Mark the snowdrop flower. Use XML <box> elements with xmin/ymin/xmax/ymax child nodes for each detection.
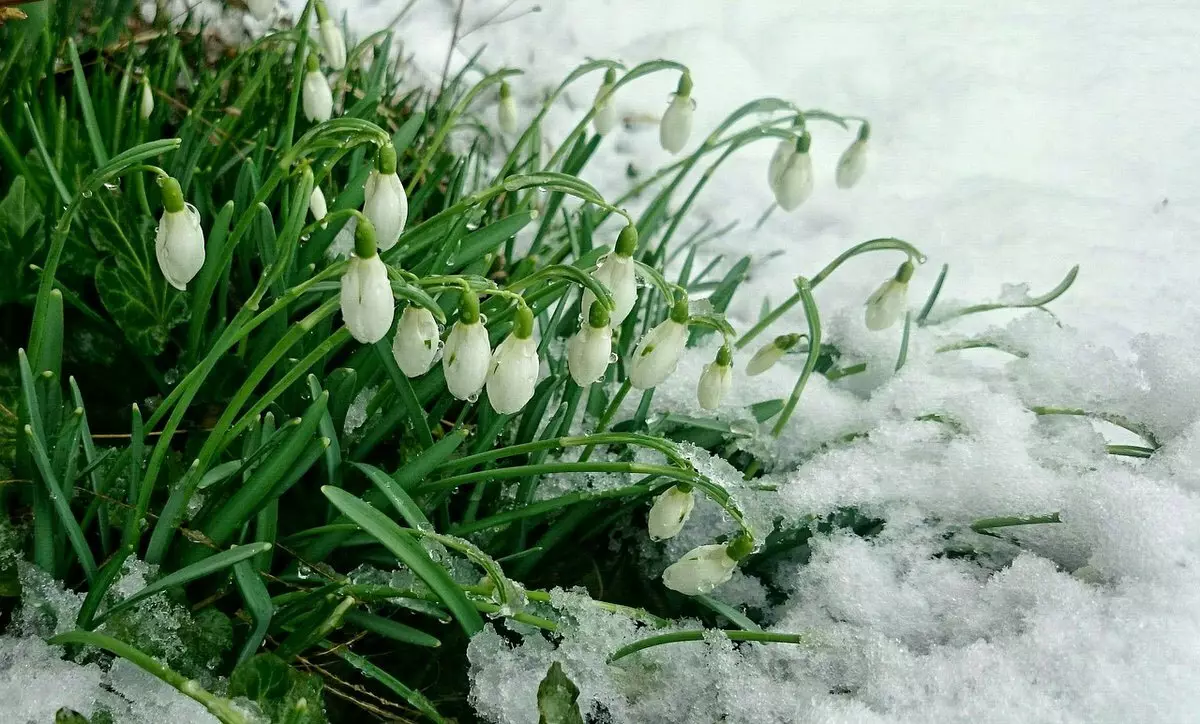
<box><xmin>864</xmin><ymin>260</ymin><xmax>914</xmax><ymax>331</ymax></box>
<box><xmin>486</xmin><ymin>304</ymin><xmax>539</xmax><ymax>414</ymax></box>
<box><xmin>392</xmin><ymin>305</ymin><xmax>440</xmax><ymax>377</ymax></box>
<box><xmin>339</xmin><ymin>217</ymin><xmax>394</xmax><ymax>344</ymax></box>
<box><xmin>247</xmin><ymin>0</ymin><xmax>273</xmax><ymax>21</ymax></box>
<box><xmin>497</xmin><ymin>81</ymin><xmax>518</xmax><ymax>134</ymax></box>
<box><xmin>309</xmin><ymin>186</ymin><xmax>327</xmax><ymax>221</ymax></box>
<box><xmin>836</xmin><ymin>122</ymin><xmax>870</xmax><ymax>189</ymax></box>
<box><xmin>316</xmin><ymin>1</ymin><xmax>346</xmax><ymax>70</ymax></box>
<box><xmin>363</xmin><ymin>143</ymin><xmax>408</xmax><ymax>251</ymax></box>
<box><xmin>629</xmin><ymin>296</ymin><xmax>690</xmax><ymax>390</ymax></box>
<box><xmin>697</xmin><ymin>345</ymin><xmax>733</xmax><ymax>410</ymax></box>
<box><xmin>766</xmin><ymin>138</ymin><xmax>791</xmax><ymax>194</ymax></box>
<box><xmin>662</xmin><ymin>535</ymin><xmax>753</xmax><ymax>596</ymax></box>
<box><xmin>302</xmin><ymin>53</ymin><xmax>333</xmax><ymax>122</ymax></box>
<box><xmin>592</xmin><ymin>68</ymin><xmax>618</xmax><ymax>136</ymax></box>
<box><xmin>154</xmin><ymin>176</ymin><xmax>205</xmax><ymax>291</ymax></box>
<box><xmin>659</xmin><ymin>72</ymin><xmax>694</xmax><ymax>154</ymax></box>
<box><xmin>567</xmin><ymin>301</ymin><xmax>613</xmax><ymax>386</ymax></box>
<box><xmin>647</xmin><ymin>485</ymin><xmax>695</xmax><ymax>541</ymax></box>
<box><xmin>139</xmin><ymin>77</ymin><xmax>154</xmax><ymax>120</ymax></box>
<box><xmin>772</xmin><ymin>132</ymin><xmax>813</xmax><ymax>211</ymax></box>
<box><xmin>443</xmin><ymin>294</ymin><xmax>491</xmax><ymax>400</ymax></box>
<box><xmin>580</xmin><ymin>224</ymin><xmax>638</xmax><ymax>328</ymax></box>
<box><xmin>745</xmin><ymin>333</ymin><xmax>802</xmax><ymax>376</ymax></box>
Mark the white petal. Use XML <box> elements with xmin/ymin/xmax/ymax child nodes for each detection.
<box><xmin>767</xmin><ymin>139</ymin><xmax>791</xmax><ymax>192</ymax></box>
<box><xmin>593</xmin><ymin>84</ymin><xmax>618</xmax><ymax>135</ymax></box>
<box><xmin>363</xmin><ymin>171</ymin><xmax>408</xmax><ymax>251</ymax></box>
<box><xmin>319</xmin><ymin>20</ymin><xmax>346</xmax><ymax>70</ymax></box>
<box><xmin>661</xmin><ymin>544</ymin><xmax>737</xmax><ymax>596</ymax></box>
<box><xmin>774</xmin><ymin>152</ymin><xmax>814</xmax><ymax>211</ymax></box>
<box><xmin>697</xmin><ymin>362</ymin><xmax>732</xmax><ymax>410</ymax></box>
<box><xmin>155</xmin><ymin>206</ymin><xmax>206</xmax><ymax>291</ymax></box>
<box><xmin>302</xmin><ymin>71</ymin><xmax>333</xmax><ymax>122</ymax></box>
<box><xmin>566</xmin><ymin>324</ymin><xmax>612</xmax><ymax>386</ymax></box>
<box><xmin>836</xmin><ymin>139</ymin><xmax>868</xmax><ymax>189</ymax></box>
<box><xmin>647</xmin><ymin>487</ymin><xmax>695</xmax><ymax>541</ymax></box>
<box><xmin>443</xmin><ymin>321</ymin><xmax>491</xmax><ymax>400</ymax></box>
<box><xmin>140</xmin><ymin>82</ymin><xmax>154</xmax><ymax>120</ymax></box>
<box><xmin>498</xmin><ymin>96</ymin><xmax>519</xmax><ymax>134</ymax></box>
<box><xmin>864</xmin><ymin>280</ymin><xmax>908</xmax><ymax>331</ymax></box>
<box><xmin>486</xmin><ymin>335</ymin><xmax>539</xmax><ymax>414</ymax></box>
<box><xmin>580</xmin><ymin>254</ymin><xmax>637</xmax><ymax>328</ymax></box>
<box><xmin>629</xmin><ymin>320</ymin><xmax>689</xmax><ymax>390</ymax></box>
<box><xmin>340</xmin><ymin>255</ymin><xmax>394</xmax><ymax>343</ymax></box>
<box><xmin>309</xmin><ymin>186</ymin><xmax>327</xmax><ymax>220</ymax></box>
<box><xmin>392</xmin><ymin>306</ymin><xmax>441</xmax><ymax>377</ymax></box>
<box><xmin>745</xmin><ymin>343</ymin><xmax>785</xmax><ymax>376</ymax></box>
<box><xmin>659</xmin><ymin>95</ymin><xmax>693</xmax><ymax>154</ymax></box>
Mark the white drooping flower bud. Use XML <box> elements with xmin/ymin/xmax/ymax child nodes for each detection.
<box><xmin>567</xmin><ymin>301</ymin><xmax>613</xmax><ymax>386</ymax></box>
<box><xmin>836</xmin><ymin>123</ymin><xmax>870</xmax><ymax>189</ymax></box>
<box><xmin>659</xmin><ymin>72</ymin><xmax>694</xmax><ymax>154</ymax></box>
<box><xmin>697</xmin><ymin>346</ymin><xmax>733</xmax><ymax>410</ymax></box>
<box><xmin>139</xmin><ymin>77</ymin><xmax>154</xmax><ymax>120</ymax></box>
<box><xmin>154</xmin><ymin>177</ymin><xmax>205</xmax><ymax>291</ymax></box>
<box><xmin>773</xmin><ymin>133</ymin><xmax>813</xmax><ymax>211</ymax></box>
<box><xmin>443</xmin><ymin>295</ymin><xmax>491</xmax><ymax>400</ymax></box>
<box><xmin>662</xmin><ymin>534</ymin><xmax>753</xmax><ymax>596</ymax></box>
<box><xmin>647</xmin><ymin>485</ymin><xmax>695</xmax><ymax>541</ymax></box>
<box><xmin>766</xmin><ymin>138</ymin><xmax>791</xmax><ymax>193</ymax></box>
<box><xmin>745</xmin><ymin>333</ymin><xmax>802</xmax><ymax>376</ymax></box>
<box><xmin>339</xmin><ymin>220</ymin><xmax>394</xmax><ymax>344</ymax></box>
<box><xmin>362</xmin><ymin>143</ymin><xmax>408</xmax><ymax>251</ymax></box>
<box><xmin>302</xmin><ymin>54</ymin><xmax>334</xmax><ymax>122</ymax></box>
<box><xmin>486</xmin><ymin>305</ymin><xmax>539</xmax><ymax>414</ymax></box>
<box><xmin>318</xmin><ymin>18</ymin><xmax>347</xmax><ymax>71</ymax></box>
<box><xmin>629</xmin><ymin>297</ymin><xmax>690</xmax><ymax>390</ymax></box>
<box><xmin>246</xmin><ymin>0</ymin><xmax>273</xmax><ymax>21</ymax></box>
<box><xmin>864</xmin><ymin>260</ymin><xmax>914</xmax><ymax>331</ymax></box>
<box><xmin>592</xmin><ymin>69</ymin><xmax>618</xmax><ymax>136</ymax></box>
<box><xmin>579</xmin><ymin>224</ymin><xmax>638</xmax><ymax>328</ymax></box>
<box><xmin>497</xmin><ymin>82</ymin><xmax>518</xmax><ymax>134</ymax></box>
<box><xmin>309</xmin><ymin>186</ymin><xmax>327</xmax><ymax>221</ymax></box>
<box><xmin>392</xmin><ymin>305</ymin><xmax>441</xmax><ymax>378</ymax></box>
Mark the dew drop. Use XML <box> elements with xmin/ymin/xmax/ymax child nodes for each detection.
<box><xmin>608</xmin><ymin>352</ymin><xmax>618</xmax><ymax>363</ymax></box>
<box><xmin>467</xmin><ymin>391</ymin><xmax>481</xmax><ymax>403</ymax></box>
<box><xmin>479</xmin><ymin>314</ymin><xmax>488</xmax><ymax>324</ymax></box>
<box><xmin>81</xmin><ymin>190</ymin><xmax>94</xmax><ymax>199</ymax></box>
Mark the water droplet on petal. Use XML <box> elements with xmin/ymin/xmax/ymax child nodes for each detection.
<box><xmin>608</xmin><ymin>352</ymin><xmax>618</xmax><ymax>363</ymax></box>
<box><xmin>467</xmin><ymin>391</ymin><xmax>481</xmax><ymax>403</ymax></box>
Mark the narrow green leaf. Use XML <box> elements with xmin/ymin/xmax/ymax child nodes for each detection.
<box><xmin>23</xmin><ymin>425</ymin><xmax>98</xmax><ymax>582</ymax></box>
<box><xmin>343</xmin><ymin>609</ymin><xmax>440</xmax><ymax>648</ymax></box>
<box><xmin>334</xmin><ymin>646</ymin><xmax>449</xmax><ymax>724</ymax></box>
<box><xmin>233</xmin><ymin>561</ymin><xmax>274</xmax><ymax>665</ymax></box>
<box><xmin>67</xmin><ymin>38</ymin><xmax>109</xmax><ymax>165</ymax></box>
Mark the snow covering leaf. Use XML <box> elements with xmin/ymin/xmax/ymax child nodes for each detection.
<box><xmin>536</xmin><ymin>661</ymin><xmax>584</xmax><ymax>724</ymax></box>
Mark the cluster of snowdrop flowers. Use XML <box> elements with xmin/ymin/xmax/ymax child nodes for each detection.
<box><xmin>765</xmin><ymin>119</ymin><xmax>870</xmax><ymax>212</ymax></box>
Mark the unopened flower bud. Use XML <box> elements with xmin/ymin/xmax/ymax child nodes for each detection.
<box><xmin>154</xmin><ymin>176</ymin><xmax>205</xmax><ymax>290</ymax></box>
<box><xmin>864</xmin><ymin>260</ymin><xmax>913</xmax><ymax>331</ymax></box>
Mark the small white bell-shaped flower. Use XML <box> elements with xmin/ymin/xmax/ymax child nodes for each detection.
<box><xmin>579</xmin><ymin>224</ymin><xmax>638</xmax><ymax>328</ymax></box>
<box><xmin>592</xmin><ymin>68</ymin><xmax>619</xmax><ymax>136</ymax></box>
<box><xmin>154</xmin><ymin>176</ymin><xmax>205</xmax><ymax>291</ymax></box>
<box><xmin>697</xmin><ymin>345</ymin><xmax>733</xmax><ymax>410</ymax></box>
<box><xmin>836</xmin><ymin>122</ymin><xmax>870</xmax><ymax>189</ymax></box>
<box><xmin>140</xmin><ymin>77</ymin><xmax>154</xmax><ymax>120</ymax></box>
<box><xmin>362</xmin><ymin>143</ymin><xmax>408</xmax><ymax>251</ymax></box>
<box><xmin>392</xmin><ymin>305</ymin><xmax>441</xmax><ymax>377</ymax></box>
<box><xmin>773</xmin><ymin>132</ymin><xmax>814</xmax><ymax>211</ymax></box>
<box><xmin>316</xmin><ymin>1</ymin><xmax>346</xmax><ymax>70</ymax></box>
<box><xmin>339</xmin><ymin>217</ymin><xmax>394</xmax><ymax>344</ymax></box>
<box><xmin>309</xmin><ymin>186</ymin><xmax>327</xmax><ymax>221</ymax></box>
<box><xmin>662</xmin><ymin>534</ymin><xmax>753</xmax><ymax>596</ymax></box>
<box><xmin>629</xmin><ymin>296</ymin><xmax>690</xmax><ymax>390</ymax></box>
<box><xmin>865</xmin><ymin>260</ymin><xmax>914</xmax><ymax>331</ymax></box>
<box><xmin>443</xmin><ymin>294</ymin><xmax>491</xmax><ymax>400</ymax></box>
<box><xmin>302</xmin><ymin>53</ymin><xmax>333</xmax><ymax>122</ymax></box>
<box><xmin>247</xmin><ymin>0</ymin><xmax>274</xmax><ymax>21</ymax></box>
<box><xmin>497</xmin><ymin>81</ymin><xmax>518</xmax><ymax>135</ymax></box>
<box><xmin>745</xmin><ymin>333</ymin><xmax>802</xmax><ymax>376</ymax></box>
<box><xmin>647</xmin><ymin>485</ymin><xmax>695</xmax><ymax>541</ymax></box>
<box><xmin>659</xmin><ymin>72</ymin><xmax>694</xmax><ymax>154</ymax></box>
<box><xmin>486</xmin><ymin>304</ymin><xmax>539</xmax><ymax>414</ymax></box>
<box><xmin>567</xmin><ymin>301</ymin><xmax>613</xmax><ymax>386</ymax></box>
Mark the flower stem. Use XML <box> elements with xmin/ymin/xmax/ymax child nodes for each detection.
<box><xmin>771</xmin><ymin>278</ymin><xmax>821</xmax><ymax>438</ymax></box>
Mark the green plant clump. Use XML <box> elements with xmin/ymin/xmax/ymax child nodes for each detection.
<box><xmin>0</xmin><ymin>1</ymin><xmax>1085</xmax><ymax>721</ymax></box>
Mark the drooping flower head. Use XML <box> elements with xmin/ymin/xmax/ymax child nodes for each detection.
<box><xmin>697</xmin><ymin>344</ymin><xmax>733</xmax><ymax>410</ymax></box>
<box><xmin>316</xmin><ymin>0</ymin><xmax>346</xmax><ymax>70</ymax></box>
<box><xmin>772</xmin><ymin>132</ymin><xmax>814</xmax><ymax>211</ymax></box>
<box><xmin>154</xmin><ymin>176</ymin><xmax>205</xmax><ymax>290</ymax></box>
<box><xmin>629</xmin><ymin>295</ymin><xmax>690</xmax><ymax>390</ymax></box>
<box><xmin>647</xmin><ymin>485</ymin><xmax>695</xmax><ymax>541</ymax></box>
<box><xmin>593</xmin><ymin>67</ymin><xmax>619</xmax><ymax>136</ymax></box>
<box><xmin>362</xmin><ymin>142</ymin><xmax>408</xmax><ymax>252</ymax></box>
<box><xmin>659</xmin><ymin>71</ymin><xmax>694</xmax><ymax>154</ymax></box>
<box><xmin>302</xmin><ymin>52</ymin><xmax>333</xmax><ymax>122</ymax></box>
<box><xmin>836</xmin><ymin>121</ymin><xmax>870</xmax><ymax>189</ymax></box>
<box><xmin>444</xmin><ymin>292</ymin><xmax>491</xmax><ymax>401</ymax></box>
<box><xmin>580</xmin><ymin>223</ymin><xmax>638</xmax><ymax>329</ymax></box>
<box><xmin>486</xmin><ymin>303</ymin><xmax>539</xmax><ymax>414</ymax></box>
<box><xmin>865</xmin><ymin>260</ymin><xmax>914</xmax><ymax>331</ymax></box>
<box><xmin>567</xmin><ymin>300</ymin><xmax>613</xmax><ymax>386</ymax></box>
<box><xmin>497</xmin><ymin>81</ymin><xmax>518</xmax><ymax>134</ymax></box>
<box><xmin>392</xmin><ymin>305</ymin><xmax>441</xmax><ymax>378</ymax></box>
<box><xmin>662</xmin><ymin>533</ymin><xmax>755</xmax><ymax>596</ymax></box>
<box><xmin>339</xmin><ymin>216</ymin><xmax>394</xmax><ymax>344</ymax></box>
<box><xmin>746</xmin><ymin>333</ymin><xmax>803</xmax><ymax>376</ymax></box>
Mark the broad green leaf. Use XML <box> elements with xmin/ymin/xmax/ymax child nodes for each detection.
<box><xmin>95</xmin><ymin>257</ymin><xmax>189</xmax><ymax>356</ymax></box>
<box><xmin>0</xmin><ymin>176</ymin><xmax>44</xmax><ymax>302</ymax></box>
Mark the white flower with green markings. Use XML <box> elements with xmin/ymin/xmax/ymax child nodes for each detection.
<box><xmin>339</xmin><ymin>218</ymin><xmax>394</xmax><ymax>344</ymax></box>
<box><xmin>302</xmin><ymin>53</ymin><xmax>333</xmax><ymax>122</ymax></box>
<box><xmin>592</xmin><ymin>68</ymin><xmax>619</xmax><ymax>135</ymax></box>
<box><xmin>865</xmin><ymin>260</ymin><xmax>914</xmax><ymax>331</ymax></box>
<box><xmin>154</xmin><ymin>176</ymin><xmax>205</xmax><ymax>291</ymax></box>
<box><xmin>579</xmin><ymin>224</ymin><xmax>639</xmax><ymax>328</ymax></box>
<box><xmin>659</xmin><ymin>72</ymin><xmax>694</xmax><ymax>154</ymax></box>
<box><xmin>568</xmin><ymin>301</ymin><xmax>613</xmax><ymax>386</ymax></box>
<box><xmin>629</xmin><ymin>297</ymin><xmax>690</xmax><ymax>390</ymax></box>
<box><xmin>316</xmin><ymin>1</ymin><xmax>346</xmax><ymax>71</ymax></box>
<box><xmin>647</xmin><ymin>485</ymin><xmax>695</xmax><ymax>541</ymax></box>
<box><xmin>836</xmin><ymin>123</ymin><xmax>870</xmax><ymax>189</ymax></box>
<box><xmin>443</xmin><ymin>294</ymin><xmax>491</xmax><ymax>400</ymax></box>
<box><xmin>309</xmin><ymin>186</ymin><xmax>327</xmax><ymax>221</ymax></box>
<box><xmin>392</xmin><ymin>306</ymin><xmax>441</xmax><ymax>378</ymax></box>
<box><xmin>486</xmin><ymin>304</ymin><xmax>539</xmax><ymax>414</ymax></box>
<box><xmin>772</xmin><ymin>132</ymin><xmax>814</xmax><ymax>211</ymax></box>
<box><xmin>497</xmin><ymin>81</ymin><xmax>518</xmax><ymax>134</ymax></box>
<box><xmin>363</xmin><ymin>143</ymin><xmax>408</xmax><ymax>251</ymax></box>
<box><xmin>662</xmin><ymin>535</ymin><xmax>753</xmax><ymax>596</ymax></box>
<box><xmin>746</xmin><ymin>333</ymin><xmax>802</xmax><ymax>376</ymax></box>
<box><xmin>697</xmin><ymin>345</ymin><xmax>733</xmax><ymax>410</ymax></box>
